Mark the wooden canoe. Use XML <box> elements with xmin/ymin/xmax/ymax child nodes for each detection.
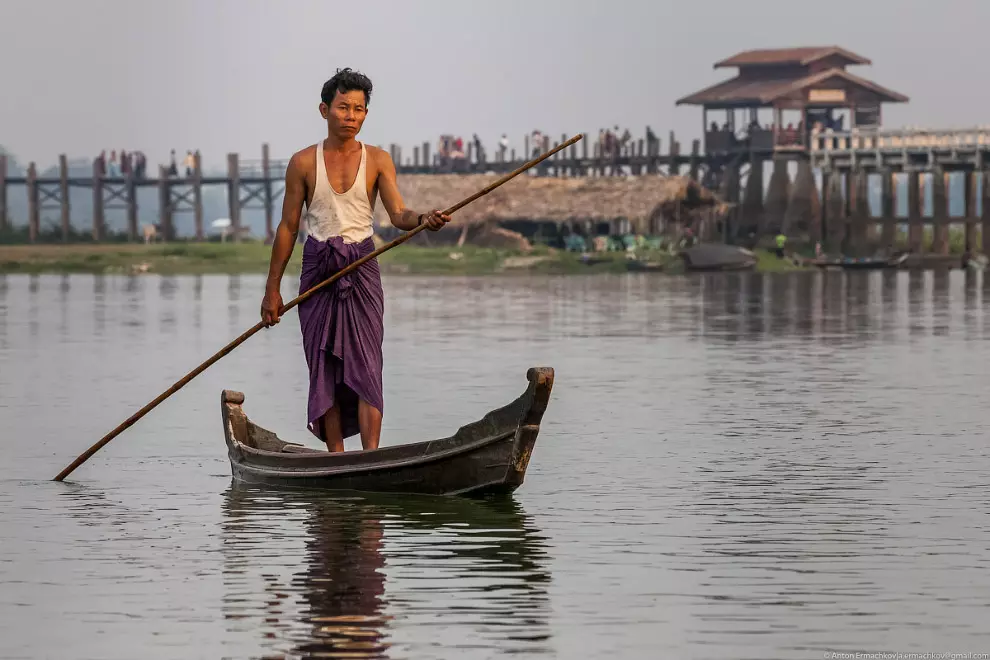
<box><xmin>809</xmin><ymin>252</ymin><xmax>909</xmax><ymax>270</ymax></box>
<box><xmin>220</xmin><ymin>367</ymin><xmax>554</xmax><ymax>496</ymax></box>
<box><xmin>680</xmin><ymin>243</ymin><xmax>757</xmax><ymax>271</ymax></box>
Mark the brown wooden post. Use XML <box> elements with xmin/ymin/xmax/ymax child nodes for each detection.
<box><xmin>784</xmin><ymin>160</ymin><xmax>820</xmax><ymax>240</ymax></box>
<box><xmin>823</xmin><ymin>169</ymin><xmax>845</xmax><ymax>253</ymax></box>
<box><xmin>982</xmin><ymin>170</ymin><xmax>990</xmax><ymax>255</ymax></box>
<box><xmin>193</xmin><ymin>150</ymin><xmax>204</xmax><ymax>241</ymax></box>
<box><xmin>59</xmin><ymin>154</ymin><xmax>70</xmax><ymax>242</ymax></box>
<box><xmin>853</xmin><ymin>168</ymin><xmax>872</xmax><ymax>256</ymax></box>
<box><xmin>650</xmin><ymin>138</ymin><xmax>662</xmax><ymax>175</ymax></box>
<box><xmin>741</xmin><ymin>160</ymin><xmax>765</xmax><ymax>236</ymax></box>
<box><xmin>689</xmin><ymin>139</ymin><xmax>701</xmax><ymax>181</ymax></box>
<box><xmin>964</xmin><ymin>170</ymin><xmax>977</xmax><ymax>253</ymax></box>
<box><xmin>764</xmin><ymin>158</ymin><xmax>790</xmax><ymax>234</ymax></box>
<box><xmin>260</xmin><ymin>144</ymin><xmax>272</xmax><ymax>242</ymax></box>
<box><xmin>227</xmin><ymin>153</ymin><xmax>241</xmax><ymax>243</ymax></box>
<box><xmin>931</xmin><ymin>167</ymin><xmax>948</xmax><ymax>255</ymax></box>
<box><xmin>0</xmin><ymin>154</ymin><xmax>7</xmax><ymax>232</ymax></box>
<box><xmin>92</xmin><ymin>160</ymin><xmax>104</xmax><ymax>241</ymax></box>
<box><xmin>908</xmin><ymin>171</ymin><xmax>922</xmax><ymax>252</ymax></box>
<box><xmin>126</xmin><ymin>172</ymin><xmax>138</xmax><ymax>242</ymax></box>
<box><xmin>27</xmin><ymin>162</ymin><xmax>39</xmax><ymax>242</ymax></box>
<box><xmin>158</xmin><ymin>165</ymin><xmax>172</xmax><ymax>242</ymax></box>
<box><xmin>668</xmin><ymin>132</ymin><xmax>680</xmax><ymax>176</ymax></box>
<box><xmin>720</xmin><ymin>163</ymin><xmax>741</xmax><ymax>240</ymax></box>
<box><xmin>880</xmin><ymin>169</ymin><xmax>896</xmax><ymax>248</ymax></box>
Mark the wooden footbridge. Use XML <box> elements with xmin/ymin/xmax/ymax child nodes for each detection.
<box><xmin>3</xmin><ymin>45</ymin><xmax>990</xmax><ymax>261</ymax></box>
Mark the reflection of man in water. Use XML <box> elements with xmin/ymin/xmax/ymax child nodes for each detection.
<box><xmin>295</xmin><ymin>507</ymin><xmax>388</xmax><ymax>657</ymax></box>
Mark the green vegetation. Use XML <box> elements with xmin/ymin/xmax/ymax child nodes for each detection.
<box><xmin>753</xmin><ymin>249</ymin><xmax>812</xmax><ymax>273</ymax></box>
<box><xmin>5</xmin><ymin>240</ymin><xmax>936</xmax><ymax>277</ymax></box>
<box><xmin>0</xmin><ymin>242</ymin><xmax>292</xmax><ymax>275</ymax></box>
<box><xmin>0</xmin><ymin>241</ymin><xmax>687</xmax><ymax>275</ymax></box>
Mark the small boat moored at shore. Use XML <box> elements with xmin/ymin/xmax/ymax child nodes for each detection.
<box><xmin>220</xmin><ymin>367</ymin><xmax>554</xmax><ymax>496</ymax></box>
<box><xmin>680</xmin><ymin>243</ymin><xmax>757</xmax><ymax>271</ymax></box>
<box><xmin>808</xmin><ymin>252</ymin><xmax>909</xmax><ymax>270</ymax></box>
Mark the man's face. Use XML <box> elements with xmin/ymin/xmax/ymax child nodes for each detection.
<box><xmin>321</xmin><ymin>89</ymin><xmax>368</xmax><ymax>137</ymax></box>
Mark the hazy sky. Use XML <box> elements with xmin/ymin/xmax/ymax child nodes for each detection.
<box><xmin>2</xmin><ymin>0</ymin><xmax>989</xmax><ymax>170</ymax></box>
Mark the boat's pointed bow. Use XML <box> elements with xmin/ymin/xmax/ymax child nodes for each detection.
<box><xmin>524</xmin><ymin>367</ymin><xmax>554</xmax><ymax>426</ymax></box>
<box><xmin>220</xmin><ymin>389</ymin><xmax>249</xmax><ymax>453</ymax></box>
<box><xmin>506</xmin><ymin>367</ymin><xmax>555</xmax><ymax>489</ymax></box>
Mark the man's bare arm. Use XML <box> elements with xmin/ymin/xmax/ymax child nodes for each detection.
<box><xmin>375</xmin><ymin>149</ymin><xmax>421</xmax><ymax>230</ymax></box>
<box><xmin>265</xmin><ymin>152</ymin><xmax>307</xmax><ymax>294</ymax></box>
<box><xmin>374</xmin><ymin>149</ymin><xmax>449</xmax><ymax>231</ymax></box>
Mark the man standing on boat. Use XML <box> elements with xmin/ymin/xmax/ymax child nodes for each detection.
<box><xmin>260</xmin><ymin>67</ymin><xmax>450</xmax><ymax>452</ymax></box>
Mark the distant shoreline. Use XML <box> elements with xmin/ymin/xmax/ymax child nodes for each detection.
<box><xmin>0</xmin><ymin>242</ymin><xmax>808</xmax><ymax>276</ymax></box>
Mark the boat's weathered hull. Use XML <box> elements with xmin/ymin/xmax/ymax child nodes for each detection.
<box><xmin>221</xmin><ymin>367</ymin><xmax>553</xmax><ymax>496</ymax></box>
<box><xmin>810</xmin><ymin>253</ymin><xmax>909</xmax><ymax>270</ymax></box>
<box><xmin>680</xmin><ymin>243</ymin><xmax>757</xmax><ymax>271</ymax></box>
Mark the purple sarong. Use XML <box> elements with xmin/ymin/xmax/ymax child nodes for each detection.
<box><xmin>298</xmin><ymin>235</ymin><xmax>384</xmax><ymax>441</ymax></box>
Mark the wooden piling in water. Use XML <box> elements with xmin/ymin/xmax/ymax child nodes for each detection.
<box><xmin>784</xmin><ymin>160</ymin><xmax>818</xmax><ymax>239</ymax></box>
<box><xmin>931</xmin><ymin>167</ymin><xmax>948</xmax><ymax>255</ymax></box>
<box><xmin>27</xmin><ymin>162</ymin><xmax>39</xmax><ymax>242</ymax></box>
<box><xmin>964</xmin><ymin>171</ymin><xmax>978</xmax><ymax>253</ymax></box>
<box><xmin>764</xmin><ymin>158</ymin><xmax>790</xmax><ymax>234</ymax></box>
<box><xmin>158</xmin><ymin>165</ymin><xmax>172</xmax><ymax>241</ymax></box>
<box><xmin>126</xmin><ymin>173</ymin><xmax>138</xmax><ymax>241</ymax></box>
<box><xmin>823</xmin><ymin>170</ymin><xmax>845</xmax><ymax>253</ymax></box>
<box><xmin>227</xmin><ymin>153</ymin><xmax>240</xmax><ymax>243</ymax></box>
<box><xmin>92</xmin><ymin>161</ymin><xmax>104</xmax><ymax>241</ymax></box>
<box><xmin>908</xmin><ymin>171</ymin><xmax>923</xmax><ymax>252</ymax></box>
<box><xmin>0</xmin><ymin>154</ymin><xmax>7</xmax><ymax>232</ymax></box>
<box><xmin>59</xmin><ymin>154</ymin><xmax>70</xmax><ymax>242</ymax></box>
<box><xmin>261</xmin><ymin>144</ymin><xmax>272</xmax><ymax>241</ymax></box>
<box><xmin>740</xmin><ymin>160</ymin><xmax>764</xmax><ymax>235</ymax></box>
<box><xmin>194</xmin><ymin>150</ymin><xmax>204</xmax><ymax>241</ymax></box>
<box><xmin>850</xmin><ymin>168</ymin><xmax>871</xmax><ymax>256</ymax></box>
<box><xmin>720</xmin><ymin>163</ymin><xmax>741</xmax><ymax>240</ymax></box>
<box><xmin>982</xmin><ymin>171</ymin><xmax>990</xmax><ymax>255</ymax></box>
<box><xmin>880</xmin><ymin>169</ymin><xmax>896</xmax><ymax>248</ymax></box>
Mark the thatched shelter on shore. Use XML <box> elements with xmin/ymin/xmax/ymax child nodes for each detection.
<box><xmin>372</xmin><ymin>173</ymin><xmax>729</xmax><ymax>246</ymax></box>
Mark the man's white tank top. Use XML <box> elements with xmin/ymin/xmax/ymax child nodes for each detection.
<box><xmin>303</xmin><ymin>140</ymin><xmax>375</xmax><ymax>243</ymax></box>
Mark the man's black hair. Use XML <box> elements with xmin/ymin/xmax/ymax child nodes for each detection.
<box><xmin>321</xmin><ymin>68</ymin><xmax>373</xmax><ymax>106</ymax></box>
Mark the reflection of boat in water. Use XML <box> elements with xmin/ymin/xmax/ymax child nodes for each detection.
<box><xmin>680</xmin><ymin>243</ymin><xmax>757</xmax><ymax>271</ymax></box>
<box><xmin>220</xmin><ymin>486</ymin><xmax>551</xmax><ymax>658</ymax></box>
<box><xmin>220</xmin><ymin>368</ymin><xmax>554</xmax><ymax>496</ymax></box>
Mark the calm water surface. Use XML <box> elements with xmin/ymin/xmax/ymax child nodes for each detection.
<box><xmin>1</xmin><ymin>271</ymin><xmax>989</xmax><ymax>659</ymax></box>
